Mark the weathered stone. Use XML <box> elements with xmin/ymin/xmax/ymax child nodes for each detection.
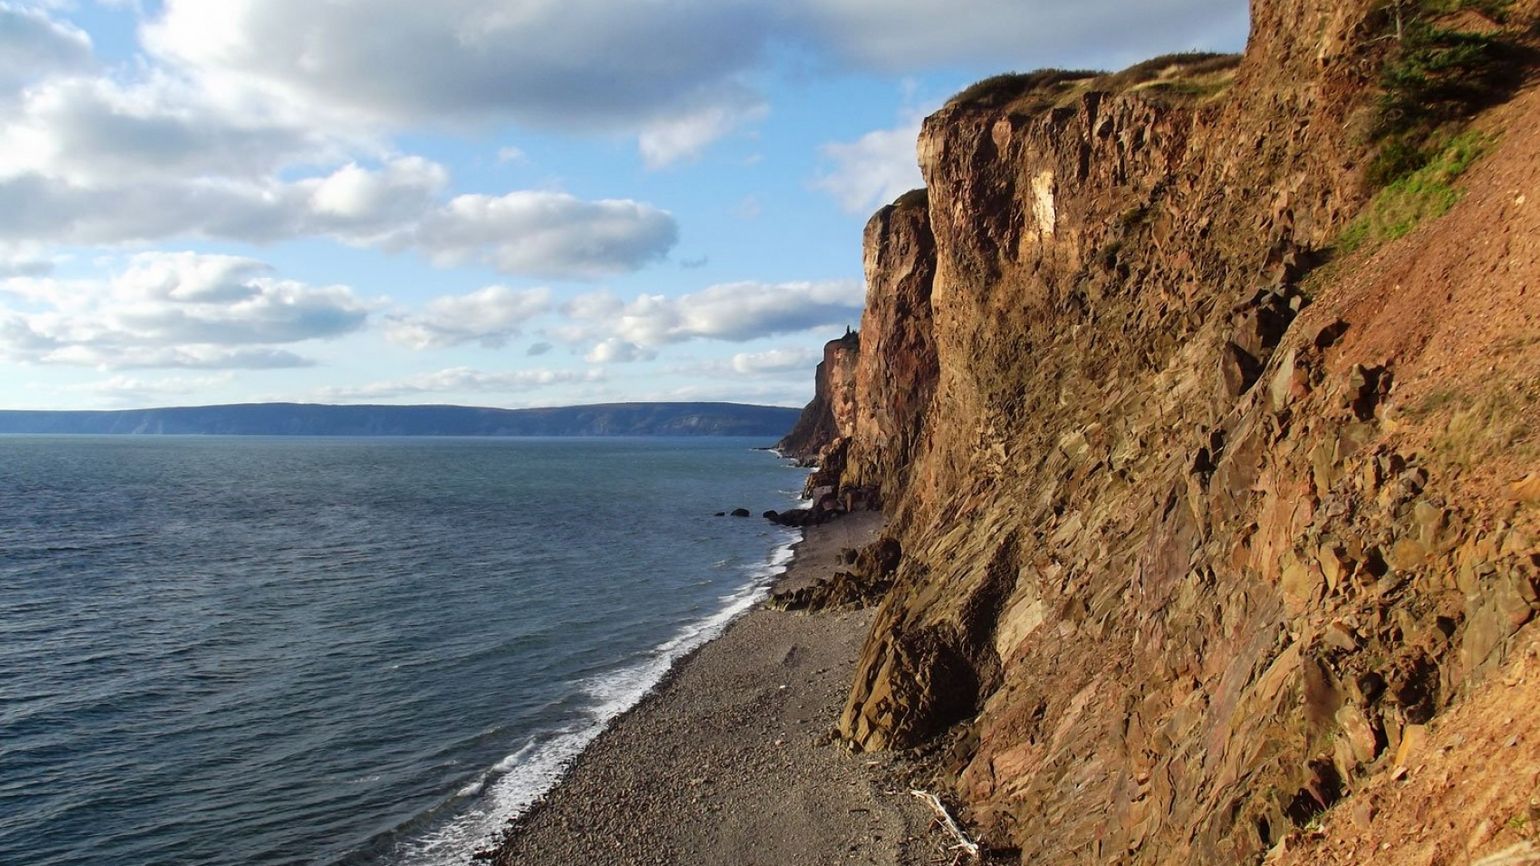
<box><xmin>1318</xmin><ymin>543</ymin><xmax>1351</xmax><ymax>591</ymax></box>
<box><xmin>1394</xmin><ymin>724</ymin><xmax>1428</xmax><ymax>769</ymax></box>
<box><xmin>765</xmin><ymin>14</ymin><xmax>1540</xmax><ymax>865</ymax></box>
<box><xmin>1510</xmin><ymin>473</ymin><xmax>1540</xmax><ymax>504</ymax></box>
<box><xmin>1386</xmin><ymin>537</ymin><xmax>1429</xmax><ymax>572</ymax></box>
<box><xmin>1323</xmin><ymin>620</ymin><xmax>1359</xmax><ymax>651</ymax></box>
<box><xmin>1335</xmin><ymin>703</ymin><xmax>1381</xmax><ymax>765</ymax></box>
<box><xmin>1221</xmin><ymin>342</ymin><xmax>1263</xmax><ymax>398</ymax></box>
<box><xmin>1281</xmin><ymin>557</ymin><xmax>1323</xmax><ymax>612</ymax></box>
<box><xmin>1269</xmin><ymin>348</ymin><xmax>1304</xmax><ymax>412</ymax></box>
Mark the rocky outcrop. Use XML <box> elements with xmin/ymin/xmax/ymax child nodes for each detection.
<box><xmin>840</xmin><ymin>190</ymin><xmax>939</xmax><ymax>511</ymax></box>
<box><xmin>781</xmin><ymin>0</ymin><xmax>1540</xmax><ymax>862</ymax></box>
<box><xmin>775</xmin><ymin>329</ymin><xmax>860</xmax><ymax>461</ymax></box>
<box><xmin>768</xmin><ymin>537</ymin><xmax>903</xmax><ymax>612</ymax></box>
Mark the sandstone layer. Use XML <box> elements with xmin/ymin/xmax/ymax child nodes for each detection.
<box><xmin>789</xmin><ymin>1</ymin><xmax>1540</xmax><ymax>862</ymax></box>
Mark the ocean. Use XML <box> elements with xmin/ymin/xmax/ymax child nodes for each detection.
<box><xmin>0</xmin><ymin>436</ymin><xmax>804</xmax><ymax>865</ymax></box>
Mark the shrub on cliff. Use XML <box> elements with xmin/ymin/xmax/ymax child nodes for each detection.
<box><xmin>1341</xmin><ymin>131</ymin><xmax>1490</xmax><ymax>250</ymax></box>
<box><xmin>1368</xmin><ymin>0</ymin><xmax>1528</xmax><ymax>186</ymax></box>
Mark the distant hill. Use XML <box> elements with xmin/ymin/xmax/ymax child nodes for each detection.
<box><xmin>0</xmin><ymin>402</ymin><xmax>801</xmax><ymax>438</ymax></box>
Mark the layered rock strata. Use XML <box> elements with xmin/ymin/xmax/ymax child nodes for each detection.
<box><xmin>788</xmin><ymin>1</ymin><xmax>1540</xmax><ymax>862</ymax></box>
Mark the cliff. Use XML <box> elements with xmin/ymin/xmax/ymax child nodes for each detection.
<box><xmin>776</xmin><ymin>328</ymin><xmax>861</xmax><ymax>461</ymax></box>
<box><xmin>790</xmin><ymin>0</ymin><xmax>1540</xmax><ymax>862</ymax></box>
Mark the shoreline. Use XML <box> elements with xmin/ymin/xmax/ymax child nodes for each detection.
<box><xmin>484</xmin><ymin>510</ymin><xmax>939</xmax><ymax>866</ymax></box>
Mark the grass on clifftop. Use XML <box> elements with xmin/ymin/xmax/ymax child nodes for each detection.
<box><xmin>1367</xmin><ymin>0</ymin><xmax>1528</xmax><ymax>186</ymax></box>
<box><xmin>1339</xmin><ymin>131</ymin><xmax>1491</xmax><ymax>251</ymax></box>
<box><xmin>949</xmin><ymin>69</ymin><xmax>1101</xmax><ymax>111</ymax></box>
<box><xmin>948</xmin><ymin>53</ymin><xmax>1241</xmax><ymax>116</ymax></box>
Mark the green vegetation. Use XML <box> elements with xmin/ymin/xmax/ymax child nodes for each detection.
<box><xmin>1368</xmin><ymin>0</ymin><xmax>1527</xmax><ymax>186</ymax></box>
<box><xmin>1339</xmin><ymin>131</ymin><xmax>1490</xmax><ymax>251</ymax></box>
<box><xmin>1101</xmin><ymin>52</ymin><xmax>1241</xmax><ymax>93</ymax></box>
<box><xmin>1410</xmin><ymin>376</ymin><xmax>1539</xmax><ymax>469</ymax></box>
<box><xmin>948</xmin><ymin>53</ymin><xmax>1241</xmax><ymax>115</ymax></box>
<box><xmin>949</xmin><ymin>69</ymin><xmax>1101</xmax><ymax>111</ymax></box>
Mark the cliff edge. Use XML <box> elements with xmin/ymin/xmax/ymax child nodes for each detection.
<box><xmin>789</xmin><ymin>0</ymin><xmax>1540</xmax><ymax>862</ymax></box>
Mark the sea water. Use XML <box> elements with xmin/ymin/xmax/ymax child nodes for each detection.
<box><xmin>0</xmin><ymin>436</ymin><xmax>804</xmax><ymax>865</ymax></box>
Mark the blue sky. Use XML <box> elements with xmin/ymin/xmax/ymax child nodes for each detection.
<box><xmin>0</xmin><ymin>0</ymin><xmax>1249</xmax><ymax>410</ymax></box>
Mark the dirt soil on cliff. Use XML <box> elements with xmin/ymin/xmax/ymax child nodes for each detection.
<box><xmin>1272</xmin><ymin>630</ymin><xmax>1540</xmax><ymax>866</ymax></box>
<box><xmin>491</xmin><ymin>512</ymin><xmax>952</xmax><ymax>866</ymax></box>
<box><xmin>1322</xmin><ymin>81</ymin><xmax>1540</xmax><ymax>510</ymax></box>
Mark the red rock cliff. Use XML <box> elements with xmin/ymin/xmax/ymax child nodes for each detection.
<box><xmin>796</xmin><ymin>0</ymin><xmax>1540</xmax><ymax>861</ymax></box>
<box><xmin>776</xmin><ymin>328</ymin><xmax>860</xmax><ymax>461</ymax></box>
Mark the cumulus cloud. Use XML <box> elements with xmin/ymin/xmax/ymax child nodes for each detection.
<box><xmin>585</xmin><ymin>338</ymin><xmax>656</xmax><ymax>365</ymax></box>
<box><xmin>638</xmin><ymin>100</ymin><xmax>768</xmax><ymax>169</ymax></box>
<box><xmin>143</xmin><ymin>0</ymin><xmax>777</xmax><ymax>160</ymax></box>
<box><xmin>567</xmin><ymin>280</ymin><xmax>863</xmax><ymax>352</ymax></box>
<box><xmin>385</xmin><ymin>285</ymin><xmax>552</xmax><ymax>350</ymax></box>
<box><xmin>0</xmin><ymin>251</ymin><xmax>370</xmax><ymax>369</ymax></box>
<box><xmin>814</xmin><ymin>111</ymin><xmax>924</xmax><ymax>214</ymax></box>
<box><xmin>59</xmin><ymin>373</ymin><xmax>236</xmax><ymax>404</ymax></box>
<box><xmin>0</xmin><ymin>159</ymin><xmax>676</xmax><ymax>276</ymax></box>
<box><xmin>729</xmin><ymin>347</ymin><xmax>820</xmax><ymax>375</ymax></box>
<box><xmin>403</xmin><ymin>192</ymin><xmax>677</xmax><ymax>279</ymax></box>
<box><xmin>794</xmin><ymin>0</ymin><xmax>1249</xmax><ymax>71</ymax></box>
<box><xmin>0</xmin><ymin>3</ymin><xmax>94</xmax><ymax>94</ymax></box>
<box><xmin>138</xmin><ymin>0</ymin><xmax>1246</xmax><ymax>155</ymax></box>
<box><xmin>628</xmin><ymin>380</ymin><xmax>811</xmax><ymax>407</ymax></box>
<box><xmin>0</xmin><ymin>73</ymin><xmax>338</xmax><ymax>185</ymax></box>
<box><xmin>313</xmin><ymin>366</ymin><xmax>604</xmax><ymax>401</ymax></box>
<box><xmin>0</xmin><ymin>29</ymin><xmax>678</xmax><ymax>277</ymax></box>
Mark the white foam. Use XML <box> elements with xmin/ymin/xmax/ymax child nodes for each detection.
<box><xmin>392</xmin><ymin>528</ymin><xmax>801</xmax><ymax>866</ymax></box>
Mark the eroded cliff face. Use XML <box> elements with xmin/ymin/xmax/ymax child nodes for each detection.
<box><xmin>800</xmin><ymin>0</ymin><xmax>1540</xmax><ymax>862</ymax></box>
<box><xmin>776</xmin><ymin>329</ymin><xmax>860</xmax><ymax>461</ymax></box>
<box><xmin>840</xmin><ymin>190</ymin><xmax>939</xmax><ymax>508</ymax></box>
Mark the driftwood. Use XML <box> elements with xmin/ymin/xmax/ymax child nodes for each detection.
<box><xmin>910</xmin><ymin>790</ymin><xmax>981</xmax><ymax>863</ymax></box>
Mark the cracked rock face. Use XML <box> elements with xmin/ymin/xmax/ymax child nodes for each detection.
<box><xmin>778</xmin><ymin>0</ymin><xmax>1540</xmax><ymax>862</ymax></box>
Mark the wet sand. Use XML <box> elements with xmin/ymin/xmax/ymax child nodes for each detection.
<box><xmin>488</xmin><ymin>511</ymin><xmax>939</xmax><ymax>866</ymax></box>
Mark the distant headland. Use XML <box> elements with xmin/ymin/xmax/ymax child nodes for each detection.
<box><xmin>0</xmin><ymin>402</ymin><xmax>800</xmax><ymax>438</ymax></box>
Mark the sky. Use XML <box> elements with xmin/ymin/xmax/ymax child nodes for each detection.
<box><xmin>0</xmin><ymin>0</ymin><xmax>1250</xmax><ymax>411</ymax></box>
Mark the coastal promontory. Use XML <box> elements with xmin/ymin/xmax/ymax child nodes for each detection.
<box><xmin>784</xmin><ymin>0</ymin><xmax>1540</xmax><ymax>861</ymax></box>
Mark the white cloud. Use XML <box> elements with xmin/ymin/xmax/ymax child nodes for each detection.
<box><xmin>0</xmin><ymin>158</ymin><xmax>676</xmax><ymax>276</ymax></box>
<box><xmin>793</xmin><ymin>0</ymin><xmax>1249</xmax><ymax>71</ymax></box>
<box><xmin>59</xmin><ymin>372</ymin><xmax>236</xmax><ymax>403</ymax></box>
<box><xmin>814</xmin><ymin>111</ymin><xmax>924</xmax><ymax>214</ymax></box>
<box><xmin>403</xmin><ymin>192</ymin><xmax>677</xmax><ymax>279</ymax></box>
<box><xmin>0</xmin><ymin>73</ymin><xmax>340</xmax><ymax>185</ymax></box>
<box><xmin>0</xmin><ymin>29</ymin><xmax>678</xmax><ymax>278</ymax></box>
<box><xmin>143</xmin><ymin>0</ymin><xmax>777</xmax><ymax>160</ymax></box>
<box><xmin>385</xmin><ymin>285</ymin><xmax>552</xmax><ymax>350</ymax></box>
<box><xmin>730</xmin><ymin>347</ymin><xmax>819</xmax><ymax>375</ymax></box>
<box><xmin>314</xmin><ymin>366</ymin><xmax>604</xmax><ymax>400</ymax></box>
<box><xmin>0</xmin><ymin>251</ymin><xmax>370</xmax><ymax>369</ymax></box>
<box><xmin>303</xmin><ymin>158</ymin><xmax>449</xmax><ymax>237</ymax></box>
<box><xmin>0</xmin><ymin>3</ymin><xmax>93</xmax><ymax>94</ymax></box>
<box><xmin>628</xmin><ymin>380</ymin><xmax>810</xmax><ymax>407</ymax></box>
<box><xmin>560</xmin><ymin>280</ymin><xmax>863</xmax><ymax>361</ymax></box>
<box><xmin>585</xmin><ymin>338</ymin><xmax>656</xmax><ymax>365</ymax></box>
<box><xmin>138</xmin><ymin>0</ymin><xmax>1247</xmax><ymax>162</ymax></box>
<box><xmin>638</xmin><ymin>100</ymin><xmax>768</xmax><ymax>169</ymax></box>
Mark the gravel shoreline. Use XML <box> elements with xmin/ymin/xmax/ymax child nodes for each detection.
<box><xmin>486</xmin><ymin>511</ymin><xmax>939</xmax><ymax>866</ymax></box>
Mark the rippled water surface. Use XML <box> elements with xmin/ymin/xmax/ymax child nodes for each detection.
<box><xmin>0</xmin><ymin>436</ymin><xmax>802</xmax><ymax>865</ymax></box>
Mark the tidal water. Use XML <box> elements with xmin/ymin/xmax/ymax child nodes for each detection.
<box><xmin>0</xmin><ymin>436</ymin><xmax>804</xmax><ymax>866</ymax></box>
